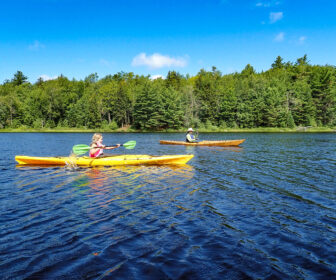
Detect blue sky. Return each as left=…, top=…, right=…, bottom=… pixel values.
left=1, top=0, right=335, bottom=83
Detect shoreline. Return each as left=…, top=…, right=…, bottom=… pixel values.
left=1, top=127, right=335, bottom=133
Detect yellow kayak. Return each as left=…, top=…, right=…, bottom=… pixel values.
left=159, top=139, right=245, bottom=147
left=15, top=154, right=194, bottom=166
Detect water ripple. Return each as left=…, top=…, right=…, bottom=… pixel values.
left=1, top=133, right=336, bottom=279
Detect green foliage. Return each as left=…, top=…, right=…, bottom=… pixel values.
left=11, top=71, right=28, bottom=86
left=133, top=81, right=165, bottom=130
left=309, top=66, right=336, bottom=126
left=286, top=112, right=295, bottom=128
left=296, top=54, right=309, bottom=66
left=241, top=64, right=256, bottom=77
left=33, top=119, right=44, bottom=129
left=1, top=58, right=336, bottom=131
left=194, top=67, right=222, bottom=124
left=165, top=71, right=186, bottom=91
left=161, top=87, right=184, bottom=129
left=271, top=56, right=284, bottom=69
left=101, top=120, right=118, bottom=130
left=0, top=96, right=8, bottom=128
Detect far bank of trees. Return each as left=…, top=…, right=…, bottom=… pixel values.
left=0, top=55, right=335, bottom=130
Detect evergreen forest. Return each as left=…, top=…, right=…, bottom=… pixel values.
left=1, top=55, right=335, bottom=131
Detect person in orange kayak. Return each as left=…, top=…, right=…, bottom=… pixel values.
left=90, top=133, right=120, bottom=158
left=185, top=128, right=198, bottom=143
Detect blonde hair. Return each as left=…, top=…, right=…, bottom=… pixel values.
left=91, top=133, right=102, bottom=145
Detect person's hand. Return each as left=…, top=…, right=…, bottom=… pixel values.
left=116, top=144, right=121, bottom=147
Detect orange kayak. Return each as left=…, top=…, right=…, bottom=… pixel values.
left=159, top=139, right=245, bottom=147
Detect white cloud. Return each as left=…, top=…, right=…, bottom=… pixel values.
left=132, top=53, right=187, bottom=69
left=256, top=2, right=270, bottom=7
left=299, top=36, right=307, bottom=44
left=274, top=32, right=285, bottom=42
left=270, top=12, right=283, bottom=23
left=39, top=74, right=57, bottom=81
left=256, top=1, right=281, bottom=7
left=28, top=40, right=45, bottom=51
left=150, top=74, right=165, bottom=80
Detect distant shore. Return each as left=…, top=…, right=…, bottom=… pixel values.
left=1, top=127, right=335, bottom=133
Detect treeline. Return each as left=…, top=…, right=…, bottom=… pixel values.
left=0, top=55, right=335, bottom=130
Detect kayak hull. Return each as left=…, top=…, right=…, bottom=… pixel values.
left=15, top=154, right=194, bottom=166
left=159, top=139, right=245, bottom=147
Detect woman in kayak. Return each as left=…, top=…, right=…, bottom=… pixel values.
left=90, top=133, right=120, bottom=158
left=186, top=128, right=198, bottom=143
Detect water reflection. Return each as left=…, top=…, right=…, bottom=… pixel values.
left=185, top=146, right=196, bottom=154
left=185, top=145, right=243, bottom=153
left=62, top=165, right=196, bottom=211
left=5, top=133, right=336, bottom=279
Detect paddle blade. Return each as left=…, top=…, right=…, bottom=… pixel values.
left=123, top=140, right=136, bottom=149
left=72, top=144, right=91, bottom=155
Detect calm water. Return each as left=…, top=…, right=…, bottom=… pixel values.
left=0, top=132, right=335, bottom=279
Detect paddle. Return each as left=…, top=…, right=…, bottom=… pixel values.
left=72, top=140, right=136, bottom=155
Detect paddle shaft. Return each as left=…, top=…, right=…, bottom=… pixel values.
left=93, top=144, right=123, bottom=149
left=72, top=141, right=135, bottom=155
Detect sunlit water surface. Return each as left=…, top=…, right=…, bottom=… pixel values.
left=0, top=132, right=335, bottom=279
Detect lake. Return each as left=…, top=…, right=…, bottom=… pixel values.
left=0, top=132, right=335, bottom=279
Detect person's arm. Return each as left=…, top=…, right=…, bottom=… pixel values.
left=105, top=144, right=120, bottom=150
